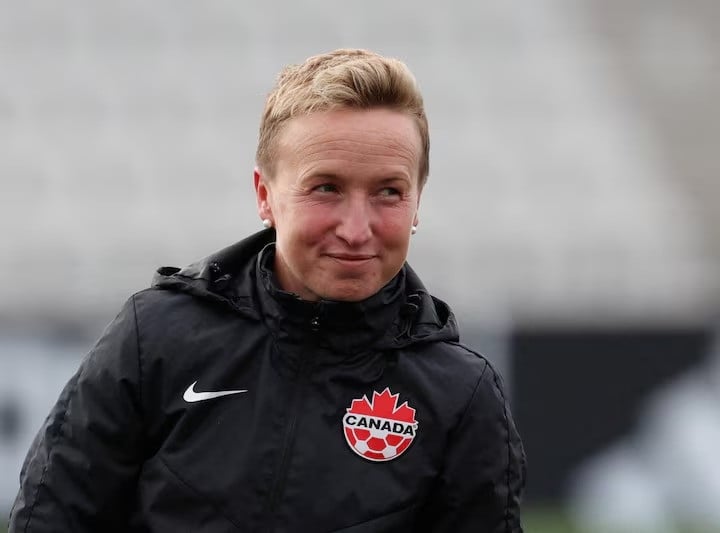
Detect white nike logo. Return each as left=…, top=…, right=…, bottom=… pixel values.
left=183, top=381, right=248, bottom=403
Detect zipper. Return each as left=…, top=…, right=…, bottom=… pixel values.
left=265, top=311, right=321, bottom=531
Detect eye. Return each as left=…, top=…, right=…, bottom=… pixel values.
left=379, top=187, right=401, bottom=197
left=313, top=183, right=338, bottom=193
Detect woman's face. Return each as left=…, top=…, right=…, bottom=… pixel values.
left=255, top=108, right=422, bottom=302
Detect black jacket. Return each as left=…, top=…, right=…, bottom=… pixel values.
left=10, top=229, right=526, bottom=532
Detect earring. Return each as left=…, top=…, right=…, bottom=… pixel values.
left=262, top=219, right=273, bottom=229
left=411, top=225, right=418, bottom=235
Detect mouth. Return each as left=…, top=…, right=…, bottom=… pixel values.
left=326, top=254, right=377, bottom=264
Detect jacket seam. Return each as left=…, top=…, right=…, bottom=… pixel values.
left=23, top=373, right=80, bottom=531
left=489, top=367, right=513, bottom=532
left=438, top=343, right=519, bottom=530
left=131, top=295, right=144, bottom=411
left=457, top=360, right=489, bottom=427
left=169, top=273, right=212, bottom=284
left=444, top=341, right=489, bottom=361
left=22, top=464, right=47, bottom=532
left=158, top=456, right=244, bottom=531
left=435, top=358, right=489, bottom=513
left=332, top=501, right=419, bottom=531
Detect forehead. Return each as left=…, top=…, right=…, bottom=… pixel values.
left=274, top=108, right=422, bottom=178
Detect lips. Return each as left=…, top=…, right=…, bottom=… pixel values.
left=328, top=254, right=376, bottom=261
left=326, top=254, right=377, bottom=268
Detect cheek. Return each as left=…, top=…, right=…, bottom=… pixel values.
left=376, top=207, right=415, bottom=239
left=282, top=204, right=335, bottom=240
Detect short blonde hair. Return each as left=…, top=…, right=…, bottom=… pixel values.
left=256, top=48, right=429, bottom=185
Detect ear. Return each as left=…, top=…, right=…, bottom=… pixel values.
left=254, top=167, right=273, bottom=223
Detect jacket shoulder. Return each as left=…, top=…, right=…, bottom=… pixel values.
left=130, top=287, right=241, bottom=328
left=441, top=341, right=512, bottom=414
left=409, top=339, right=496, bottom=383
left=132, top=286, right=204, bottom=310
left=397, top=340, right=512, bottom=435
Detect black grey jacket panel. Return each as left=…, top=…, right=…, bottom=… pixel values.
left=10, top=229, right=525, bottom=532
left=11, top=298, right=145, bottom=532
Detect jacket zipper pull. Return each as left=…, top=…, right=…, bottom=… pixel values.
left=309, top=316, right=320, bottom=332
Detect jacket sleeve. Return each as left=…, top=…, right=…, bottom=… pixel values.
left=9, top=296, right=145, bottom=532
left=418, top=361, right=527, bottom=533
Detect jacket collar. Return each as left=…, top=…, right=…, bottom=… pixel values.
left=255, top=243, right=408, bottom=356
left=152, top=229, right=459, bottom=356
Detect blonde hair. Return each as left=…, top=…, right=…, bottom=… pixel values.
left=256, top=48, right=429, bottom=184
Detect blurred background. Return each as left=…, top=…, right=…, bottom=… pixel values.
left=1, top=0, right=719, bottom=531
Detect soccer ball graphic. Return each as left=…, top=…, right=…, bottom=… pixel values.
left=343, top=388, right=419, bottom=462
left=350, top=427, right=406, bottom=459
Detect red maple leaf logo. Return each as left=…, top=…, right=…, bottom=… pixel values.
left=347, top=388, right=417, bottom=423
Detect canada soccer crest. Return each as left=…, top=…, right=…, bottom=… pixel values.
left=343, top=388, right=419, bottom=462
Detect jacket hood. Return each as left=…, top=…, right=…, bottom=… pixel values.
left=151, top=229, right=459, bottom=349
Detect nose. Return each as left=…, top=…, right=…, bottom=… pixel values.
left=335, top=195, right=372, bottom=246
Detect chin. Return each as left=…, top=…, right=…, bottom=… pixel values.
left=319, top=282, right=380, bottom=302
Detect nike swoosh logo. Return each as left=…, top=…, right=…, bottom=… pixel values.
left=183, top=381, right=248, bottom=403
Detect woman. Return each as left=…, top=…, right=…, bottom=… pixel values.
left=11, top=49, right=525, bottom=532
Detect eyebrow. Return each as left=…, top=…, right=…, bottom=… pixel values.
left=302, top=173, right=411, bottom=184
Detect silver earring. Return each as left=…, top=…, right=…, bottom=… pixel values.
left=262, top=219, right=273, bottom=229
left=411, top=225, right=418, bottom=235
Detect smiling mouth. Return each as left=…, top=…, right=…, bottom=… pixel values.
left=327, top=254, right=376, bottom=262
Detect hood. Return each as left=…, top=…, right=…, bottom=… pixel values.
left=151, top=229, right=459, bottom=348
